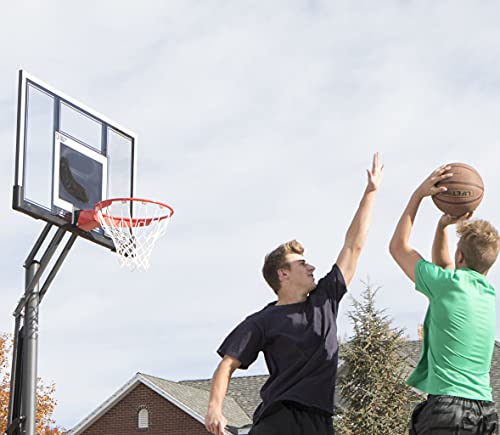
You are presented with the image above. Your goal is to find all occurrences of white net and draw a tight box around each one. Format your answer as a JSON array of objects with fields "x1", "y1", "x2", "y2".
[{"x1": 95, "y1": 199, "x2": 173, "y2": 271}]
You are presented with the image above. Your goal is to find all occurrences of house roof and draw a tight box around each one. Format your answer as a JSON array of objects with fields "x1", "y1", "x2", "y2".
[
  {"x1": 143, "y1": 374, "x2": 251, "y2": 427},
  {"x1": 181, "y1": 375, "x2": 268, "y2": 419},
  {"x1": 182, "y1": 361, "x2": 346, "y2": 418},
  {"x1": 68, "y1": 372, "x2": 251, "y2": 435}
]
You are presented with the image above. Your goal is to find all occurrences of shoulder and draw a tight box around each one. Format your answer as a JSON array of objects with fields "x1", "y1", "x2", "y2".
[
  {"x1": 414, "y1": 259, "x2": 457, "y2": 298},
  {"x1": 415, "y1": 258, "x2": 453, "y2": 280},
  {"x1": 332, "y1": 264, "x2": 347, "y2": 284},
  {"x1": 455, "y1": 268, "x2": 495, "y2": 291},
  {"x1": 244, "y1": 303, "x2": 277, "y2": 325},
  {"x1": 316, "y1": 264, "x2": 346, "y2": 287},
  {"x1": 311, "y1": 264, "x2": 347, "y2": 303}
]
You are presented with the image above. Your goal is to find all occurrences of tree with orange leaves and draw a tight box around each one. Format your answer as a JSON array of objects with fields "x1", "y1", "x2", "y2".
[{"x1": 0, "y1": 333, "x2": 64, "y2": 434}]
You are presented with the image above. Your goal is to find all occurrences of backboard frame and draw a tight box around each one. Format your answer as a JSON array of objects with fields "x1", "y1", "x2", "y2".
[{"x1": 13, "y1": 70, "x2": 137, "y2": 250}]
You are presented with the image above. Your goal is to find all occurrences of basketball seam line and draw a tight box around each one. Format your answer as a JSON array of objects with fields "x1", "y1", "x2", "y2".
[
  {"x1": 439, "y1": 180, "x2": 484, "y2": 190},
  {"x1": 434, "y1": 192, "x2": 484, "y2": 206}
]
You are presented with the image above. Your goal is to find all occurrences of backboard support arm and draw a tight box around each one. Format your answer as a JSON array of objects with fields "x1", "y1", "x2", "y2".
[{"x1": 5, "y1": 226, "x2": 77, "y2": 435}]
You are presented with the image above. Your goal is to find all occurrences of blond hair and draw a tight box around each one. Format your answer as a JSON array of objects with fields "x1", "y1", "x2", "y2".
[
  {"x1": 262, "y1": 240, "x2": 304, "y2": 293},
  {"x1": 456, "y1": 219, "x2": 500, "y2": 274}
]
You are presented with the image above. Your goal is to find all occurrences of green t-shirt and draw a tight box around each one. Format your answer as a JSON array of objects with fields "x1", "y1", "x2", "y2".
[{"x1": 407, "y1": 259, "x2": 496, "y2": 401}]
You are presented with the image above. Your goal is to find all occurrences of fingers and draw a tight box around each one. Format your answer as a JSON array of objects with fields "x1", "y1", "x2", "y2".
[
  {"x1": 440, "y1": 211, "x2": 473, "y2": 224},
  {"x1": 433, "y1": 172, "x2": 453, "y2": 184},
  {"x1": 425, "y1": 166, "x2": 452, "y2": 194},
  {"x1": 205, "y1": 416, "x2": 227, "y2": 435},
  {"x1": 439, "y1": 214, "x2": 455, "y2": 224},
  {"x1": 365, "y1": 153, "x2": 384, "y2": 192},
  {"x1": 457, "y1": 211, "x2": 474, "y2": 221},
  {"x1": 371, "y1": 152, "x2": 384, "y2": 172},
  {"x1": 430, "y1": 185, "x2": 448, "y2": 195},
  {"x1": 372, "y1": 152, "x2": 379, "y2": 172},
  {"x1": 216, "y1": 421, "x2": 225, "y2": 435},
  {"x1": 433, "y1": 164, "x2": 451, "y2": 175},
  {"x1": 205, "y1": 419, "x2": 217, "y2": 434},
  {"x1": 430, "y1": 165, "x2": 452, "y2": 181},
  {"x1": 368, "y1": 152, "x2": 383, "y2": 178}
]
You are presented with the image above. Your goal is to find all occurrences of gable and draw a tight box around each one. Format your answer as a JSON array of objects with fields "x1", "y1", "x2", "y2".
[
  {"x1": 69, "y1": 373, "x2": 250, "y2": 434},
  {"x1": 78, "y1": 383, "x2": 209, "y2": 435}
]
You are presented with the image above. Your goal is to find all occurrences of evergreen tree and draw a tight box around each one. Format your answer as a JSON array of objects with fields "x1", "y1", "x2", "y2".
[{"x1": 334, "y1": 283, "x2": 420, "y2": 435}]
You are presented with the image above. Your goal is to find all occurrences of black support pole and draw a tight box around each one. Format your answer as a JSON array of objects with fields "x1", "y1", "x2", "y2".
[
  {"x1": 21, "y1": 261, "x2": 40, "y2": 435},
  {"x1": 5, "y1": 227, "x2": 77, "y2": 435}
]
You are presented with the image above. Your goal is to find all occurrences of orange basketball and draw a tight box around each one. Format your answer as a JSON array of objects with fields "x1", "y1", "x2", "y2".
[{"x1": 432, "y1": 163, "x2": 484, "y2": 216}]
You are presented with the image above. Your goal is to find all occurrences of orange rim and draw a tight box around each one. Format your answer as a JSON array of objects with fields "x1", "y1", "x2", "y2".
[{"x1": 94, "y1": 197, "x2": 174, "y2": 228}]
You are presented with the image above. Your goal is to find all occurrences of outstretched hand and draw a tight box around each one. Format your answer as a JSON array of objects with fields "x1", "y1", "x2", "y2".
[
  {"x1": 366, "y1": 152, "x2": 384, "y2": 193},
  {"x1": 415, "y1": 165, "x2": 453, "y2": 198}
]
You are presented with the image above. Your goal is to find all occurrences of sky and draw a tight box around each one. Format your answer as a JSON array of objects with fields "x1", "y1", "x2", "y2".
[{"x1": 1, "y1": 0, "x2": 500, "y2": 430}]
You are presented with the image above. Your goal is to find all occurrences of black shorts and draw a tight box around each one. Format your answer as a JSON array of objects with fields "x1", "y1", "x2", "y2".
[
  {"x1": 249, "y1": 401, "x2": 334, "y2": 435},
  {"x1": 410, "y1": 395, "x2": 498, "y2": 434}
]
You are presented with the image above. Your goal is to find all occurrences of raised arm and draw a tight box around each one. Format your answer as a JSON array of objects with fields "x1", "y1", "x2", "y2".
[
  {"x1": 432, "y1": 216, "x2": 453, "y2": 269},
  {"x1": 433, "y1": 213, "x2": 473, "y2": 269},
  {"x1": 205, "y1": 355, "x2": 241, "y2": 435},
  {"x1": 389, "y1": 165, "x2": 452, "y2": 281},
  {"x1": 336, "y1": 153, "x2": 383, "y2": 286}
]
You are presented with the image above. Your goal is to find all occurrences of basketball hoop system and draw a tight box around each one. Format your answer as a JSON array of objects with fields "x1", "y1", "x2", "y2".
[
  {"x1": 9, "y1": 70, "x2": 177, "y2": 435},
  {"x1": 77, "y1": 198, "x2": 174, "y2": 271}
]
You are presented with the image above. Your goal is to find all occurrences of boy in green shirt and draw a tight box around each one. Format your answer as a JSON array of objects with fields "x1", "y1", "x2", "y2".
[{"x1": 390, "y1": 165, "x2": 500, "y2": 434}]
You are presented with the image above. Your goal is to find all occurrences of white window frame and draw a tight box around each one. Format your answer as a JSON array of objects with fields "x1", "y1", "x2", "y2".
[{"x1": 138, "y1": 408, "x2": 149, "y2": 429}]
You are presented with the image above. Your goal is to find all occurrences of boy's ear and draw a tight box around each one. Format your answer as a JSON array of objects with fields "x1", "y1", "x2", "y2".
[
  {"x1": 277, "y1": 268, "x2": 289, "y2": 281},
  {"x1": 456, "y1": 249, "x2": 466, "y2": 265}
]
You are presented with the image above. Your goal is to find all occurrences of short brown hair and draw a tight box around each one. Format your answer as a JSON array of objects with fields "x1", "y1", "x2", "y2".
[
  {"x1": 456, "y1": 219, "x2": 500, "y2": 274},
  {"x1": 262, "y1": 240, "x2": 304, "y2": 293}
]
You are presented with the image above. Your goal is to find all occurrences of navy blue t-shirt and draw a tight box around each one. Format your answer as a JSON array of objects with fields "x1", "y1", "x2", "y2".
[{"x1": 217, "y1": 264, "x2": 347, "y2": 423}]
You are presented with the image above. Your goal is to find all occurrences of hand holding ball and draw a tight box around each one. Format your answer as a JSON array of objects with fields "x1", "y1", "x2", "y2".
[{"x1": 432, "y1": 163, "x2": 484, "y2": 216}]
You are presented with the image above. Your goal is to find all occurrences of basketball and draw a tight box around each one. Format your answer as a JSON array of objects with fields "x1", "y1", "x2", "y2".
[{"x1": 432, "y1": 163, "x2": 484, "y2": 216}]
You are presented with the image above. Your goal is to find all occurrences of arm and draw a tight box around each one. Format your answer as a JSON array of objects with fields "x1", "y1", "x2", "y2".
[
  {"x1": 336, "y1": 153, "x2": 383, "y2": 286},
  {"x1": 205, "y1": 355, "x2": 241, "y2": 435},
  {"x1": 432, "y1": 213, "x2": 473, "y2": 269},
  {"x1": 389, "y1": 165, "x2": 452, "y2": 282},
  {"x1": 389, "y1": 193, "x2": 425, "y2": 281},
  {"x1": 432, "y1": 217, "x2": 453, "y2": 269}
]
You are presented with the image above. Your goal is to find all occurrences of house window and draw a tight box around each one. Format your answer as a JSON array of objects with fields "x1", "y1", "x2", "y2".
[{"x1": 138, "y1": 408, "x2": 149, "y2": 429}]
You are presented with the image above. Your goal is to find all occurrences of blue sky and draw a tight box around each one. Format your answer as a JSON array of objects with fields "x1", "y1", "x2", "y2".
[{"x1": 1, "y1": 1, "x2": 500, "y2": 429}]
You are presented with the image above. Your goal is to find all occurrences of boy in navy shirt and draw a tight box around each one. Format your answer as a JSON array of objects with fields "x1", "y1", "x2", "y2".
[{"x1": 205, "y1": 154, "x2": 383, "y2": 435}]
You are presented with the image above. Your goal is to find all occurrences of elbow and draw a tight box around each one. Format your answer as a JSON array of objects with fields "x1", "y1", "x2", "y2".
[
  {"x1": 389, "y1": 239, "x2": 411, "y2": 263},
  {"x1": 351, "y1": 244, "x2": 363, "y2": 255},
  {"x1": 389, "y1": 240, "x2": 395, "y2": 257},
  {"x1": 389, "y1": 238, "x2": 402, "y2": 259},
  {"x1": 344, "y1": 243, "x2": 363, "y2": 257}
]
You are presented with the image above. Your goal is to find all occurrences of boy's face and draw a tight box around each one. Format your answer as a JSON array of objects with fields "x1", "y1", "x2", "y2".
[{"x1": 282, "y1": 253, "x2": 316, "y2": 292}]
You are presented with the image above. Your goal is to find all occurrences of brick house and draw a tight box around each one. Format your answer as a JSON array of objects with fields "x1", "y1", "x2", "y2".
[
  {"x1": 68, "y1": 341, "x2": 500, "y2": 434},
  {"x1": 67, "y1": 373, "x2": 252, "y2": 435}
]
